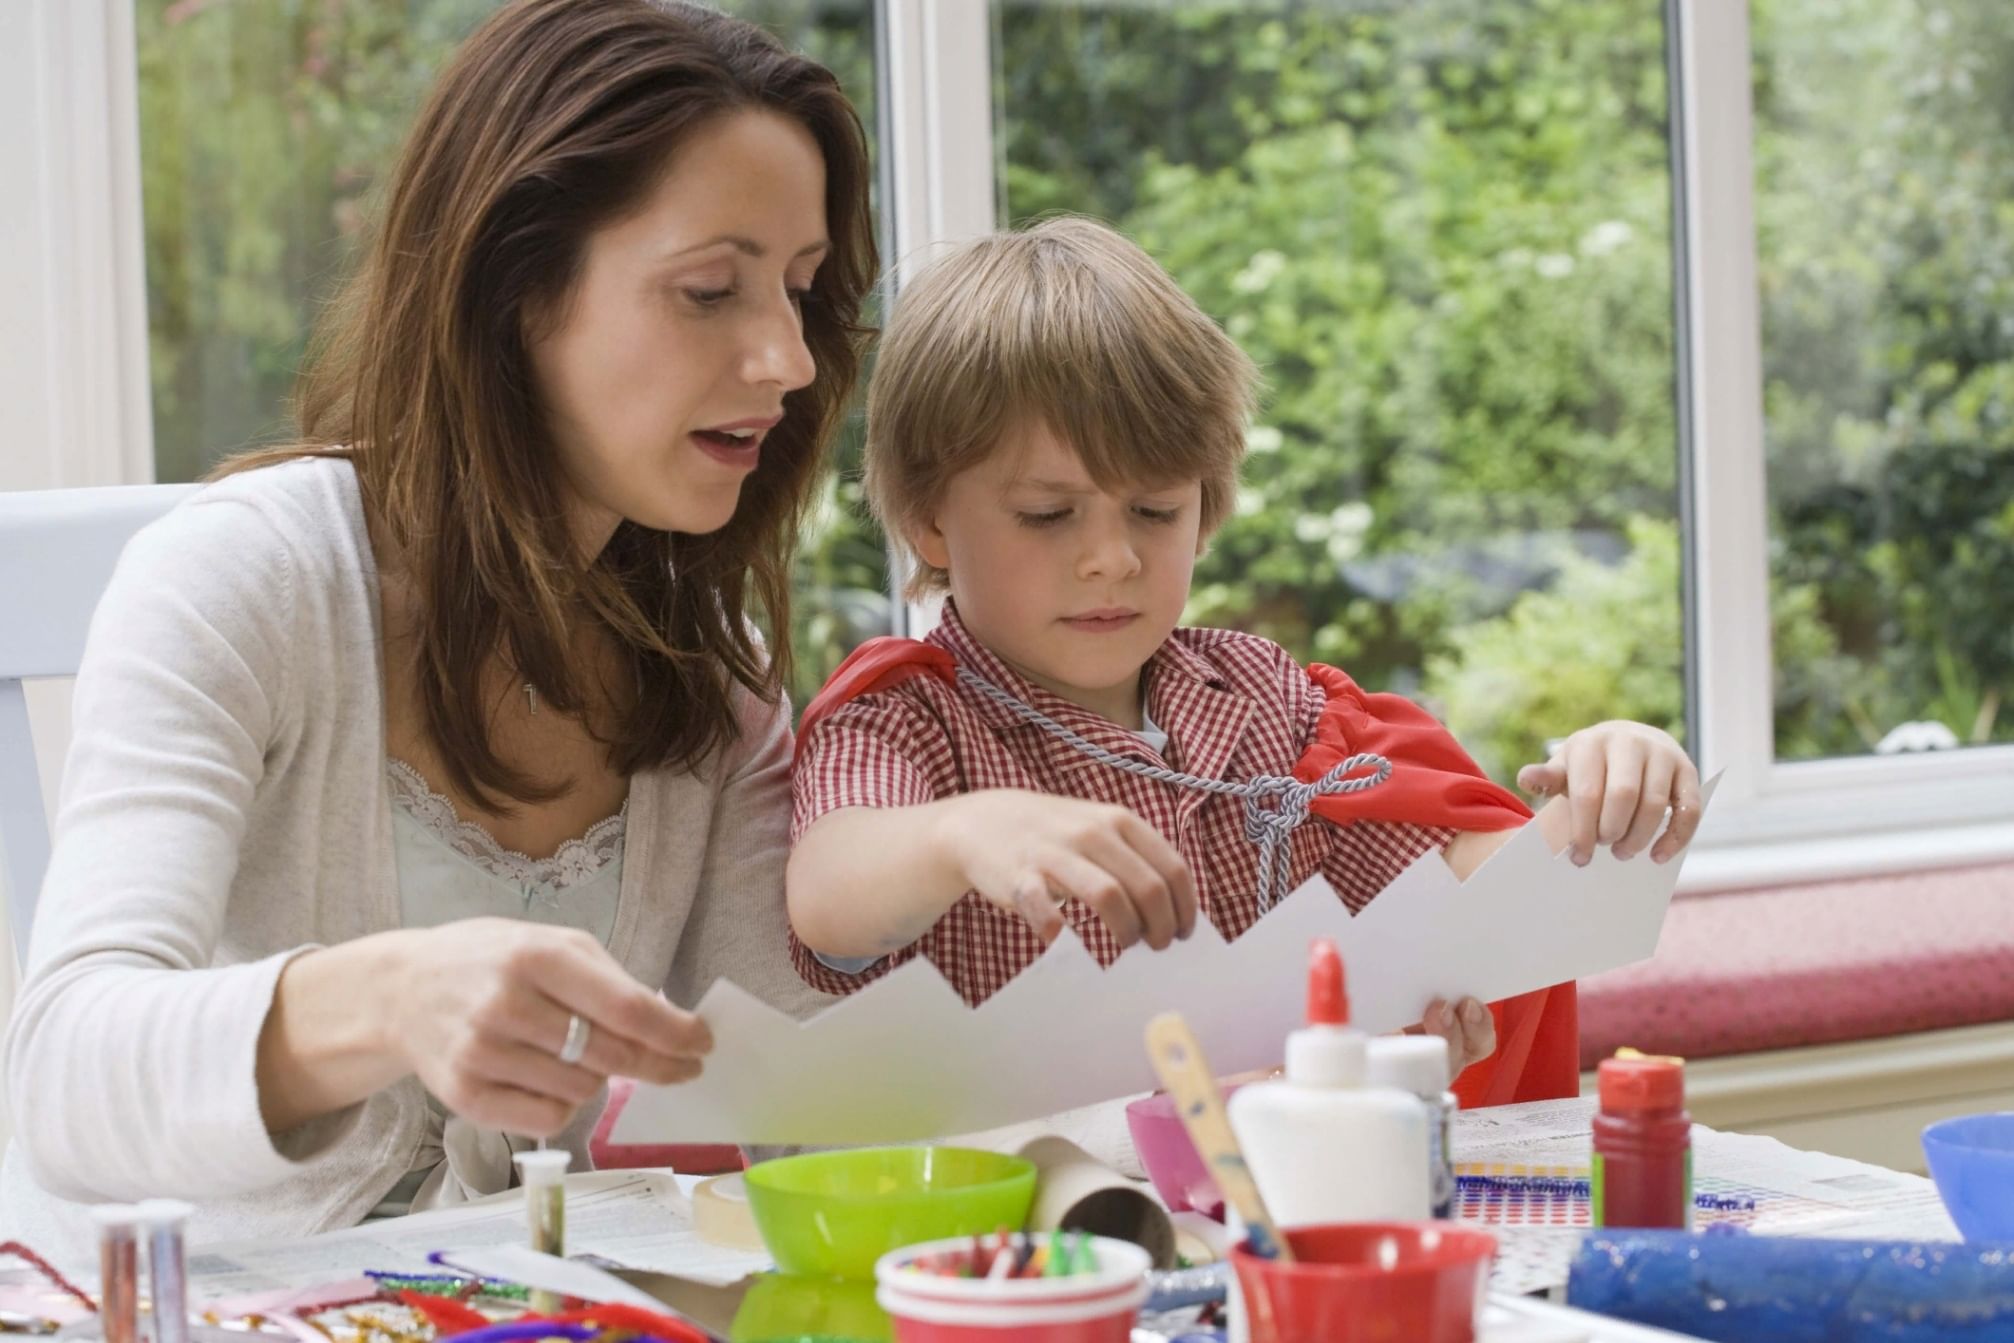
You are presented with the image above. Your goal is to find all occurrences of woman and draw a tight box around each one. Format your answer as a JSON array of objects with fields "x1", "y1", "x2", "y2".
[{"x1": 1, "y1": 0, "x2": 874, "y2": 1262}]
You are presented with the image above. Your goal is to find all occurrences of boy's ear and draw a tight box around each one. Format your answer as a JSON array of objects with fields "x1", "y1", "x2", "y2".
[{"x1": 909, "y1": 515, "x2": 953, "y2": 573}]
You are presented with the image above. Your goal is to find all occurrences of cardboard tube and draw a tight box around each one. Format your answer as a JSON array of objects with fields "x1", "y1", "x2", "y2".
[{"x1": 1017, "y1": 1135, "x2": 1178, "y2": 1269}]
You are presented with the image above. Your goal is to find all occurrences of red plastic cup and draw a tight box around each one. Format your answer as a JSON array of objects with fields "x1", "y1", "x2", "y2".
[
  {"x1": 874, "y1": 1235, "x2": 1150, "y2": 1343},
  {"x1": 1231, "y1": 1223, "x2": 1497, "y2": 1343}
]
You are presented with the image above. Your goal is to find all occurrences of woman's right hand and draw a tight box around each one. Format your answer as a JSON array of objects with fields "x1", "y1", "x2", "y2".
[
  {"x1": 941, "y1": 790, "x2": 1198, "y2": 951},
  {"x1": 389, "y1": 919, "x2": 714, "y2": 1138}
]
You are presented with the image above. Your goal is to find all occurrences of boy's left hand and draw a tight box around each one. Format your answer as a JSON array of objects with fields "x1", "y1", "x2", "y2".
[
  {"x1": 1517, "y1": 721, "x2": 1702, "y2": 866},
  {"x1": 1417, "y1": 996, "x2": 1496, "y2": 1074}
]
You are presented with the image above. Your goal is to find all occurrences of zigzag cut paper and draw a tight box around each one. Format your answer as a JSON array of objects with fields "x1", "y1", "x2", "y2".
[{"x1": 612, "y1": 776, "x2": 1719, "y2": 1145}]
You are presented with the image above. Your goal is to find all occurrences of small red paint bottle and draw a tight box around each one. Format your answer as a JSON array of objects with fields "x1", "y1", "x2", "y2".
[{"x1": 1591, "y1": 1050, "x2": 1692, "y2": 1229}]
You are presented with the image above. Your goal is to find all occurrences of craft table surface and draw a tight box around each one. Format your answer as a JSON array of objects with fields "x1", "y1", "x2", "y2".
[{"x1": 5, "y1": 1094, "x2": 1958, "y2": 1343}]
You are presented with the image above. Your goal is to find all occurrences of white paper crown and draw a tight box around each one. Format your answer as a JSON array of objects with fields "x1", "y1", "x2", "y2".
[{"x1": 613, "y1": 776, "x2": 1717, "y2": 1145}]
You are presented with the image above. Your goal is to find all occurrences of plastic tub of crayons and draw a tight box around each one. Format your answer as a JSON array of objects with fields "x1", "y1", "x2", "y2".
[{"x1": 874, "y1": 1232, "x2": 1151, "y2": 1343}]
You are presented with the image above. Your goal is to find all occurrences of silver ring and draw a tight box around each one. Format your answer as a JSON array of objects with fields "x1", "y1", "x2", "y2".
[{"x1": 557, "y1": 1013, "x2": 590, "y2": 1066}]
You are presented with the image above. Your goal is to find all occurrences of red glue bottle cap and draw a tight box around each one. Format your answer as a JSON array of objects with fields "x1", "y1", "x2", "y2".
[
  {"x1": 1306, "y1": 938, "x2": 1349, "y2": 1026},
  {"x1": 1597, "y1": 1050, "x2": 1686, "y2": 1112},
  {"x1": 1286, "y1": 938, "x2": 1365, "y2": 1086}
]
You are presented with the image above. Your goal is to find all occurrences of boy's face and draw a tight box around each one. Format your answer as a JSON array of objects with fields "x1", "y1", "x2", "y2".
[{"x1": 912, "y1": 421, "x2": 1204, "y2": 725}]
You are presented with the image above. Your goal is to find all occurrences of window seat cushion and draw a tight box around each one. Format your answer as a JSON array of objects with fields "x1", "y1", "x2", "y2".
[{"x1": 1580, "y1": 860, "x2": 2014, "y2": 1066}]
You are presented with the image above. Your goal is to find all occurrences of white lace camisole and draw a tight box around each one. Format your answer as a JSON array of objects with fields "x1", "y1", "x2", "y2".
[{"x1": 369, "y1": 759, "x2": 627, "y2": 1217}]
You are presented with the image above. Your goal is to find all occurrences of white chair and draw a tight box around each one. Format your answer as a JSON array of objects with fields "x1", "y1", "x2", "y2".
[{"x1": 0, "y1": 484, "x2": 196, "y2": 970}]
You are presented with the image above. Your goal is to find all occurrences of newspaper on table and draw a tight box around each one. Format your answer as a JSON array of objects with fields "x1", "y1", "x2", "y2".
[
  {"x1": 1456, "y1": 1097, "x2": 1959, "y2": 1296},
  {"x1": 185, "y1": 1171, "x2": 771, "y2": 1301}
]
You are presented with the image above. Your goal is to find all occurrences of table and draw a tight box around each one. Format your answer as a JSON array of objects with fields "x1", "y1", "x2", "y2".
[{"x1": 1448, "y1": 1096, "x2": 1957, "y2": 1296}]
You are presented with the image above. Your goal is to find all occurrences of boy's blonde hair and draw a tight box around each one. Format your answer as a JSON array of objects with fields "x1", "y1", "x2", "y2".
[{"x1": 865, "y1": 215, "x2": 1260, "y2": 597}]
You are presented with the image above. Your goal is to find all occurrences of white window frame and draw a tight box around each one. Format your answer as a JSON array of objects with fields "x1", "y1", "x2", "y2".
[
  {"x1": 1672, "y1": 0, "x2": 2014, "y2": 890},
  {"x1": 19, "y1": 0, "x2": 2012, "y2": 894},
  {"x1": 0, "y1": 0, "x2": 153, "y2": 495},
  {"x1": 0, "y1": 0, "x2": 154, "y2": 1041},
  {"x1": 879, "y1": 0, "x2": 996, "y2": 633}
]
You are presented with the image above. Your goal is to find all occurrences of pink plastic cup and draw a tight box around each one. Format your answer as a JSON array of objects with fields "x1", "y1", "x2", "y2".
[{"x1": 1125, "y1": 1088, "x2": 1243, "y2": 1218}]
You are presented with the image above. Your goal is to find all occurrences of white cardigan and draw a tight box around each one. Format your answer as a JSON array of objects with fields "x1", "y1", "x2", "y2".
[{"x1": 0, "y1": 458, "x2": 831, "y2": 1265}]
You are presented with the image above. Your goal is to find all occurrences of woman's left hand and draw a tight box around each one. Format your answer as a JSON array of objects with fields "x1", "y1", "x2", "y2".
[{"x1": 1517, "y1": 721, "x2": 1702, "y2": 866}]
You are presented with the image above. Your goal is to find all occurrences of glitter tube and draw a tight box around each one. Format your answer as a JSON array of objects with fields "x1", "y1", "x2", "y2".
[
  {"x1": 512, "y1": 1149, "x2": 571, "y2": 1313},
  {"x1": 1569, "y1": 1231, "x2": 2014, "y2": 1341},
  {"x1": 90, "y1": 1206, "x2": 142, "y2": 1343},
  {"x1": 137, "y1": 1199, "x2": 193, "y2": 1343}
]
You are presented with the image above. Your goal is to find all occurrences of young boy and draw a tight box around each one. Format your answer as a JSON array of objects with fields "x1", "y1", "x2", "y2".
[{"x1": 786, "y1": 217, "x2": 1700, "y2": 1106}]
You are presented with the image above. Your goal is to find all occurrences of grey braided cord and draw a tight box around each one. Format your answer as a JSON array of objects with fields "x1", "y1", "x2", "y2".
[{"x1": 954, "y1": 664, "x2": 1392, "y2": 909}]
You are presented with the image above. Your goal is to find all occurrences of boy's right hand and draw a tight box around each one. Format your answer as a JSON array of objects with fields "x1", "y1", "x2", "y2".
[{"x1": 941, "y1": 790, "x2": 1199, "y2": 951}]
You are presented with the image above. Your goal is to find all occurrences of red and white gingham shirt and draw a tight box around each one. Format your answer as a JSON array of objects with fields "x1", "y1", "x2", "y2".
[{"x1": 790, "y1": 601, "x2": 1454, "y2": 1005}]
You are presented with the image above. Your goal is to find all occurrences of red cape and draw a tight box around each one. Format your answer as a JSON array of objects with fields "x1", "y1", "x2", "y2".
[{"x1": 799, "y1": 637, "x2": 1579, "y2": 1107}]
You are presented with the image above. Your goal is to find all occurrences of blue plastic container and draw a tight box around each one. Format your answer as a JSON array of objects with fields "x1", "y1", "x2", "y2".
[{"x1": 1923, "y1": 1112, "x2": 2014, "y2": 1242}]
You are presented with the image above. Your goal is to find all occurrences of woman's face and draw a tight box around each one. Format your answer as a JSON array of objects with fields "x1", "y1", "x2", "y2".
[{"x1": 530, "y1": 109, "x2": 829, "y2": 553}]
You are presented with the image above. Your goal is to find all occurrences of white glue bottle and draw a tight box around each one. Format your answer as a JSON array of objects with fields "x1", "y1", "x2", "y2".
[
  {"x1": 1368, "y1": 1033, "x2": 1459, "y2": 1218},
  {"x1": 1227, "y1": 938, "x2": 1431, "y2": 1226}
]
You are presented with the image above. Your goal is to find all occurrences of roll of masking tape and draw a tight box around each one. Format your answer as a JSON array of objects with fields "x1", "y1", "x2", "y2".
[{"x1": 691, "y1": 1172, "x2": 765, "y2": 1251}]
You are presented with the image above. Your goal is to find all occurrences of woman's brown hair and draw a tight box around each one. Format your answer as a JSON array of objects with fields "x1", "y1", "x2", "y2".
[{"x1": 219, "y1": 0, "x2": 875, "y2": 808}]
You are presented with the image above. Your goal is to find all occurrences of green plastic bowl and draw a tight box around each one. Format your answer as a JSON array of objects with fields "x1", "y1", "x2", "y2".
[
  {"x1": 730, "y1": 1272, "x2": 890, "y2": 1342},
  {"x1": 743, "y1": 1146, "x2": 1037, "y2": 1280}
]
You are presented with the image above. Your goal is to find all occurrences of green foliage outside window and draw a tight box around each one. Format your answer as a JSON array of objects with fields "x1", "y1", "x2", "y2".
[
  {"x1": 985, "y1": 0, "x2": 2013, "y2": 771},
  {"x1": 991, "y1": 0, "x2": 1687, "y2": 778},
  {"x1": 1751, "y1": 0, "x2": 2014, "y2": 756},
  {"x1": 135, "y1": 0, "x2": 2013, "y2": 768},
  {"x1": 136, "y1": 0, "x2": 882, "y2": 713}
]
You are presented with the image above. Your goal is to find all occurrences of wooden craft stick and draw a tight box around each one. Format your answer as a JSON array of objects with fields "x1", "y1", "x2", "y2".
[{"x1": 1144, "y1": 1011, "x2": 1294, "y2": 1263}]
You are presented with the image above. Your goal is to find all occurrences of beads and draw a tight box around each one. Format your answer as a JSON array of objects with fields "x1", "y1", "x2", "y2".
[{"x1": 363, "y1": 1274, "x2": 529, "y2": 1301}]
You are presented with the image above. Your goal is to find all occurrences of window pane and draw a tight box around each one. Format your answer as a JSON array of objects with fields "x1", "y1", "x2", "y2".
[
  {"x1": 134, "y1": 0, "x2": 889, "y2": 709},
  {"x1": 1753, "y1": 0, "x2": 2014, "y2": 761},
  {"x1": 992, "y1": 1, "x2": 1685, "y2": 779},
  {"x1": 136, "y1": 0, "x2": 496, "y2": 484}
]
